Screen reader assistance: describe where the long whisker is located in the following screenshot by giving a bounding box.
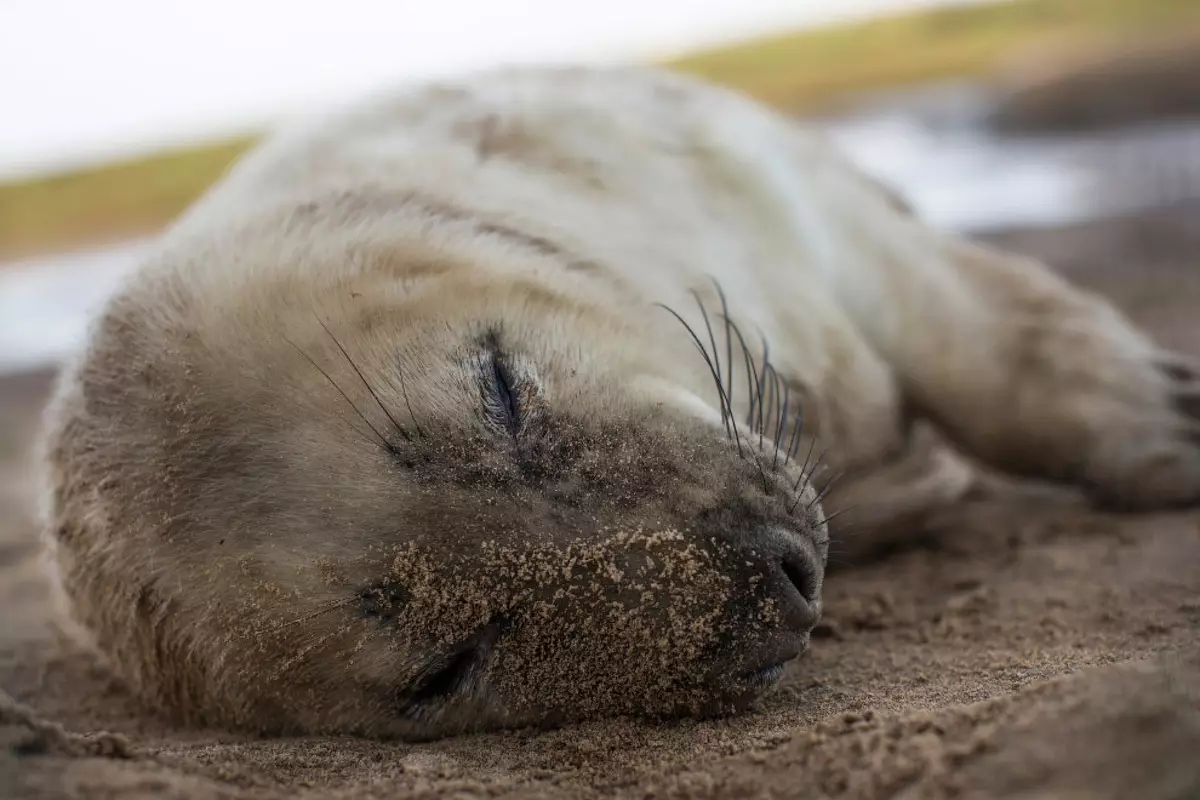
[708,280,751,455]
[705,314,772,494]
[689,290,729,436]
[259,596,357,636]
[784,402,804,466]
[737,331,764,438]
[716,313,759,434]
[755,330,770,447]
[789,445,828,513]
[808,469,846,510]
[794,439,821,495]
[664,295,822,502]
[273,620,364,677]
[756,461,773,495]
[397,365,424,439]
[709,279,736,420]
[821,505,857,526]
[284,336,395,454]
[804,448,831,494]
[763,362,777,454]
[773,378,790,472]
[772,367,786,446]
[764,362,788,471]
[655,304,743,456]
[315,315,413,443]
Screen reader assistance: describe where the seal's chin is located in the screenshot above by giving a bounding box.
[692,637,810,719]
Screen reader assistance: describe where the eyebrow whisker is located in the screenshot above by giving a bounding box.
[284,335,396,455]
[315,314,414,443]
[398,365,424,439]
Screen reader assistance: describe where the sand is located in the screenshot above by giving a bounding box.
[3,204,1200,799]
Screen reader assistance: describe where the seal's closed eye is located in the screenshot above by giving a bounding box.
[476,330,526,437]
[396,616,508,720]
[486,351,521,436]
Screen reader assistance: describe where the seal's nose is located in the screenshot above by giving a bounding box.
[747,527,822,633]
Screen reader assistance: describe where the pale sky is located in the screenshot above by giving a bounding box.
[0,0,983,180]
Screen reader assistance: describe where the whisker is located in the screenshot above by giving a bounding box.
[772,365,785,436]
[793,442,823,496]
[273,619,364,677]
[773,378,790,471]
[345,423,393,452]
[397,365,424,439]
[754,458,773,496]
[789,446,828,514]
[689,290,730,436]
[716,313,759,434]
[743,334,763,435]
[808,469,847,510]
[804,448,831,493]
[655,304,743,456]
[708,280,751,455]
[663,296,817,503]
[821,505,858,525]
[784,403,805,466]
[709,279,736,419]
[284,336,395,454]
[315,315,413,443]
[762,362,777,456]
[754,330,771,447]
[764,362,788,471]
[774,370,786,441]
[259,596,357,636]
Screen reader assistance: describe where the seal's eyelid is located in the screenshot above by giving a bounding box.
[480,349,522,436]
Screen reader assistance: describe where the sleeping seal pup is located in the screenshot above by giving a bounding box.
[38,65,1200,739]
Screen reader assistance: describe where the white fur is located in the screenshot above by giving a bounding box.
[160,63,1200,515]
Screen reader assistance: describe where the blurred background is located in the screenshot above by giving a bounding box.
[1,0,1200,426]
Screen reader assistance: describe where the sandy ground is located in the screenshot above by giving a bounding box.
[3,204,1200,799]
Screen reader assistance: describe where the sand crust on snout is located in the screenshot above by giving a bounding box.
[4,203,1200,799]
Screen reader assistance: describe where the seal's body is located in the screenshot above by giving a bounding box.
[39,66,1200,740]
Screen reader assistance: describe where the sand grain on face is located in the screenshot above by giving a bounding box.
[5,205,1200,798]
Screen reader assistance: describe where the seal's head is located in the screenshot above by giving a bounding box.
[43,225,827,741]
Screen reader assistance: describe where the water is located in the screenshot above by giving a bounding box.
[0,241,149,374]
[824,93,1200,230]
[3,94,1200,375]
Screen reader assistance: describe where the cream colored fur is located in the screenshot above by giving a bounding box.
[193,63,1200,513]
[37,65,1200,739]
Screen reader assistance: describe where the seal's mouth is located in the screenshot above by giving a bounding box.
[730,637,809,693]
[740,660,789,688]
[396,617,506,719]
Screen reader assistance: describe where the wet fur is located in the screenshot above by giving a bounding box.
[37,65,1200,739]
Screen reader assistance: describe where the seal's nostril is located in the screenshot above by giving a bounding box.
[780,554,818,606]
[739,526,823,633]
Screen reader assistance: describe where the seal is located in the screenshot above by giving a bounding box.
[37,65,1200,740]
